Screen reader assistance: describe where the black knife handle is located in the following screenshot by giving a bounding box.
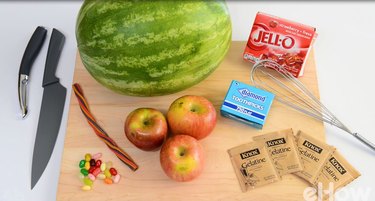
[43,28,65,87]
[19,26,47,75]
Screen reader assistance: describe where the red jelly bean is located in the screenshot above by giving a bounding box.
[88,166,95,174]
[109,168,117,176]
[95,160,102,167]
[92,167,101,177]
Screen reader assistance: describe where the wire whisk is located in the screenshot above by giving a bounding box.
[251,59,375,152]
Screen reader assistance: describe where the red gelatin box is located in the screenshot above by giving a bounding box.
[244,12,317,77]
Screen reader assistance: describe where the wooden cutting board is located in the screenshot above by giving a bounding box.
[57,42,324,201]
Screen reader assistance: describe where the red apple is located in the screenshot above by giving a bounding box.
[160,135,204,182]
[167,95,216,140]
[124,108,167,151]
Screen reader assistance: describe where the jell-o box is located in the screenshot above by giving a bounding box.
[244,12,317,77]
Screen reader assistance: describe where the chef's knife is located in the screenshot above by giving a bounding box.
[18,26,47,118]
[31,28,66,190]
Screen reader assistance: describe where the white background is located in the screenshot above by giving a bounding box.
[0,1,374,201]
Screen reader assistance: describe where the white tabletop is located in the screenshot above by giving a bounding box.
[0,1,374,201]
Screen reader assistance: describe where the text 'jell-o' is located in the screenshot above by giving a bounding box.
[244,12,317,77]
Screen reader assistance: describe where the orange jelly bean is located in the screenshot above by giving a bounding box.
[104,178,113,184]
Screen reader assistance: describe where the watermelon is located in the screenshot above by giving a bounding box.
[76,0,232,96]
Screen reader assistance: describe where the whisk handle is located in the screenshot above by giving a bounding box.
[353,133,375,152]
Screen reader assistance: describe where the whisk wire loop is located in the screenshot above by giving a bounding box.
[251,60,375,152]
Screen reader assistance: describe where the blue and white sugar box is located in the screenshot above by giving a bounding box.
[220,80,275,129]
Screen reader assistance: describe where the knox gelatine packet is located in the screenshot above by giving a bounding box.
[253,128,303,175]
[314,151,361,200]
[294,131,335,184]
[228,141,280,192]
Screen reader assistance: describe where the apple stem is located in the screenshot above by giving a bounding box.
[143,120,150,126]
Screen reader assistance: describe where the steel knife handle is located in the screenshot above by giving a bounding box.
[19,26,47,76]
[43,28,65,87]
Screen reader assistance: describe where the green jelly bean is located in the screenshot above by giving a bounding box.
[80,168,89,176]
[79,160,85,168]
[83,177,93,186]
[106,161,113,169]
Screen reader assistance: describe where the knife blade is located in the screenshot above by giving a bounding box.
[31,28,66,190]
[18,26,47,118]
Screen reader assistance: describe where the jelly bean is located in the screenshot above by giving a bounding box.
[92,167,101,177]
[92,153,102,160]
[85,153,91,162]
[83,177,93,186]
[97,173,106,180]
[95,160,102,167]
[109,168,117,176]
[88,166,96,174]
[106,161,113,169]
[80,168,89,176]
[100,163,106,172]
[104,169,112,178]
[113,174,121,184]
[84,161,90,170]
[104,178,113,184]
[78,173,84,180]
[81,185,91,191]
[88,173,96,181]
[79,160,86,168]
[90,159,96,167]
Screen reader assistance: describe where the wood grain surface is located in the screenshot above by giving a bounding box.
[57,42,324,201]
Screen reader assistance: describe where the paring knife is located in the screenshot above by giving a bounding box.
[18,26,47,118]
[31,28,66,190]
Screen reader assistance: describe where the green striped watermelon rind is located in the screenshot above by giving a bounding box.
[76,0,232,96]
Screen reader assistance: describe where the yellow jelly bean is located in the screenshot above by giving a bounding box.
[81,185,91,191]
[85,153,91,162]
[104,169,112,178]
[84,161,90,170]
[105,161,112,169]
